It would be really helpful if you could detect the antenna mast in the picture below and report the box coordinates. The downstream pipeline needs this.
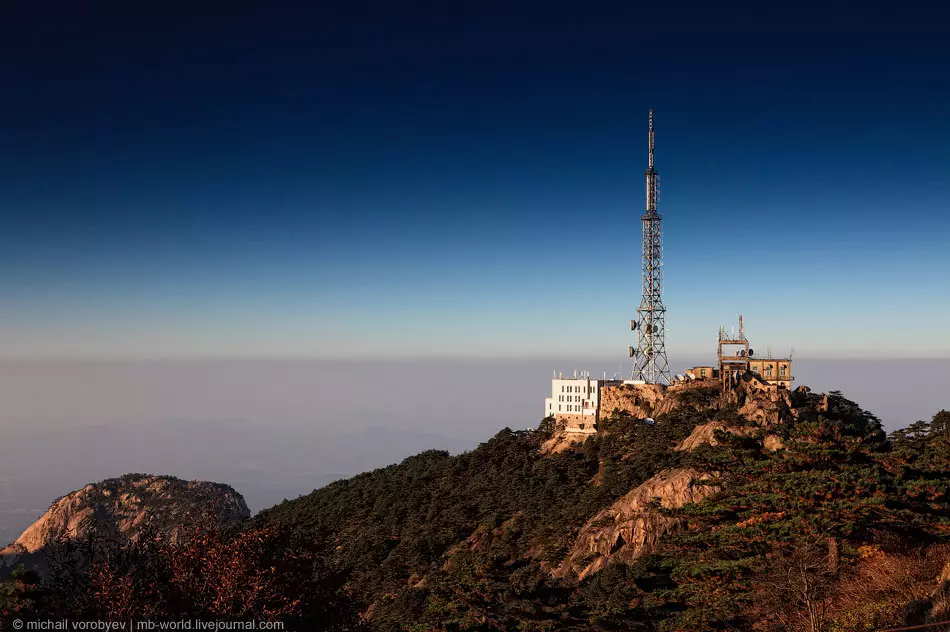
[629,109,671,385]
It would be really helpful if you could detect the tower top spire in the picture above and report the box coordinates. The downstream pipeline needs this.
[644,109,658,217]
[648,108,655,170]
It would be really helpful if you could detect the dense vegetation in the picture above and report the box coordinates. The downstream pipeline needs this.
[3,387,950,632]
[257,401,709,603]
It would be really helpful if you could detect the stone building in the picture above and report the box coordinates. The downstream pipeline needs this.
[748,357,793,389]
[686,366,718,380]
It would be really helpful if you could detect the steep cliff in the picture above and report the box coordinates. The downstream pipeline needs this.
[598,383,669,418]
[0,474,248,564]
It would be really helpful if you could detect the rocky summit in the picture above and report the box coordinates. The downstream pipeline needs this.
[0,474,248,572]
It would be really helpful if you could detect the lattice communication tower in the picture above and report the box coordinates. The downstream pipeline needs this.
[629,109,671,385]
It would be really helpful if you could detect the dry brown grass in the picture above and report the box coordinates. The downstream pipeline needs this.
[829,543,950,631]
[751,542,950,632]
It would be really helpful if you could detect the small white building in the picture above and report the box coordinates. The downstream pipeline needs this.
[544,373,622,434]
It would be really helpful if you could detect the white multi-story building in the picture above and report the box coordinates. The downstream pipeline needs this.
[544,373,622,434]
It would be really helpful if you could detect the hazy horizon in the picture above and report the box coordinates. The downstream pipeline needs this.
[1,356,946,545]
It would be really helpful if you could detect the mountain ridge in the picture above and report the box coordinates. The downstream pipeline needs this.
[2,378,949,631]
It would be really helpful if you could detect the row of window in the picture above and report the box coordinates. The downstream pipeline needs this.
[557,404,584,413]
[558,395,588,403]
[694,366,788,379]
[751,365,788,376]
[560,385,595,394]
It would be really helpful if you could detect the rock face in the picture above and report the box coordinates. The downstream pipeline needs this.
[599,379,722,421]
[676,421,785,452]
[555,468,718,580]
[599,383,669,419]
[676,421,735,451]
[1,474,249,560]
[539,431,590,455]
[725,373,822,427]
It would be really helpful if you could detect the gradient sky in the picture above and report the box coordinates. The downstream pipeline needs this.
[2,3,948,360]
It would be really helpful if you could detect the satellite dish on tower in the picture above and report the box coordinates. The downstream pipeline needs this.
[748,349,755,357]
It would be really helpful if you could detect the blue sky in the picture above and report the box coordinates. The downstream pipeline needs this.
[1,2,948,359]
